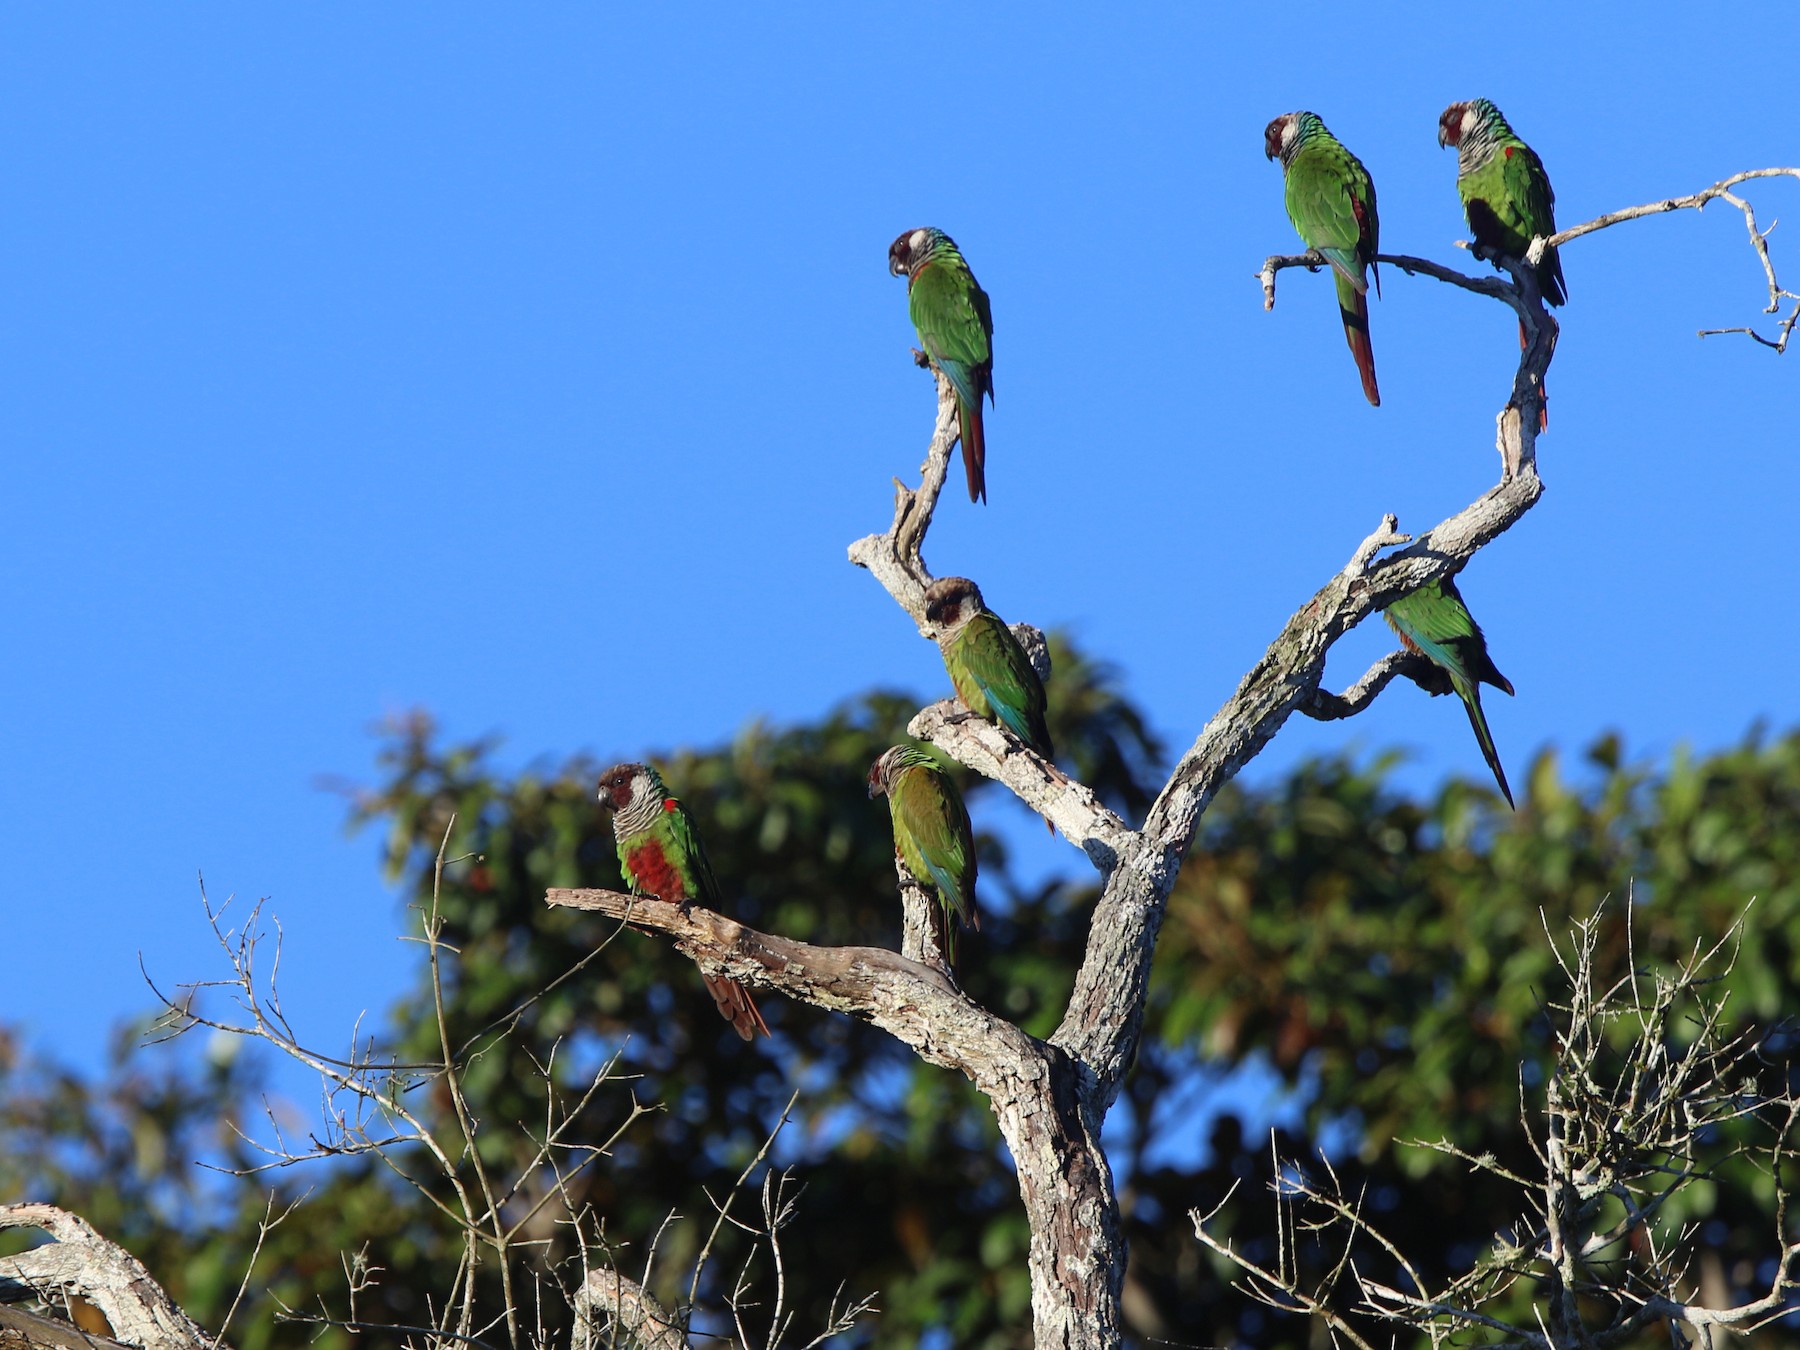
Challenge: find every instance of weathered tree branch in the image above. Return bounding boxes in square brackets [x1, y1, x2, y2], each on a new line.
[1544, 167, 1800, 354]
[545, 888, 1016, 1076]
[845, 373, 960, 632]
[1265, 169, 1800, 355]
[558, 168, 1792, 1350]
[1545, 167, 1796, 252]
[795, 221, 1553, 1348]
[1262, 249, 1553, 467]
[1259, 249, 1516, 310]
[1142, 475, 1540, 856]
[1299, 648, 1449, 720]
[907, 700, 1134, 869]
[542, 884, 1123, 1344]
[570, 1267, 687, 1350]
[0, 1306, 133, 1350]
[0, 1206, 222, 1350]
[1056, 458, 1541, 1120]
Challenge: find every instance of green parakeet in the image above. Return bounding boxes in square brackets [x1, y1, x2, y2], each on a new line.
[924, 576, 1052, 761]
[889, 227, 995, 503]
[597, 762, 769, 1040]
[1438, 99, 1565, 306]
[867, 745, 979, 964]
[1383, 578, 1517, 808]
[1265, 110, 1382, 407]
[1439, 99, 1564, 428]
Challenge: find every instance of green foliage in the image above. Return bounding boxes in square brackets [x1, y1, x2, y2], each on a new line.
[8, 649, 1800, 1349]
[1136, 729, 1800, 1344]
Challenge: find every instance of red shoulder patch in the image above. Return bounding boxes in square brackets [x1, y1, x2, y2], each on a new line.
[1503, 145, 1515, 159]
[663, 798, 680, 813]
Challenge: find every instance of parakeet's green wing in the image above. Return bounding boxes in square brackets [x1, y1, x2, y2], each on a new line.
[909, 262, 992, 410]
[1285, 162, 1368, 290]
[891, 768, 976, 929]
[1281, 133, 1380, 405]
[1386, 581, 1512, 694]
[1503, 145, 1555, 235]
[1502, 143, 1565, 302]
[664, 804, 722, 908]
[958, 616, 1052, 757]
[1387, 585, 1478, 645]
[1459, 146, 1560, 286]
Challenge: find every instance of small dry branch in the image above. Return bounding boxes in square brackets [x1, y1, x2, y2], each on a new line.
[1193, 906, 1800, 1350]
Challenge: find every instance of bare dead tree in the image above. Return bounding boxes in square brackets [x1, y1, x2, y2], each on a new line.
[548, 166, 1799, 1350]
[1191, 902, 1800, 1349]
[11, 167, 1792, 1350]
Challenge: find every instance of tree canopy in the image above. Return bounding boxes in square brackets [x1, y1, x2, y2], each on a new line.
[7, 647, 1799, 1348]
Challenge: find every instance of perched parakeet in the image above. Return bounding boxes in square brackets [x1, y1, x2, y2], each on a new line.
[867, 745, 979, 964]
[1438, 99, 1564, 429]
[1438, 99, 1565, 306]
[597, 762, 769, 1040]
[1265, 111, 1382, 407]
[888, 227, 995, 504]
[1383, 577, 1517, 808]
[924, 576, 1053, 761]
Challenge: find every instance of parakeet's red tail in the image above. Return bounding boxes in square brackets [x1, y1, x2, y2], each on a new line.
[1518, 320, 1548, 431]
[1339, 288, 1380, 407]
[702, 973, 770, 1041]
[958, 397, 987, 504]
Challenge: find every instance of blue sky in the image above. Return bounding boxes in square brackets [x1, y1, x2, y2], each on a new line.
[2, 6, 1794, 1087]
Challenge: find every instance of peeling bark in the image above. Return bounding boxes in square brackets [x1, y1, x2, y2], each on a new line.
[0, 1206, 222, 1350]
[576, 223, 1573, 1346]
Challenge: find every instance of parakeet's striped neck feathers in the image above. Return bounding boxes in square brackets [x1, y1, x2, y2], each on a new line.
[1438, 99, 1516, 174]
[598, 761, 669, 838]
[867, 744, 937, 797]
[1263, 110, 1330, 169]
[888, 227, 960, 280]
[923, 575, 983, 639]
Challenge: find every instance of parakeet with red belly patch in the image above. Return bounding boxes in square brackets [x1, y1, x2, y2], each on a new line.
[889, 227, 994, 503]
[597, 762, 769, 1040]
[1265, 111, 1382, 407]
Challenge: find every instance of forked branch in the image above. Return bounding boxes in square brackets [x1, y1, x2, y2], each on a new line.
[1549, 167, 1800, 354]
[1301, 648, 1449, 721]
[543, 887, 1042, 1088]
[0, 1205, 223, 1350]
[846, 374, 961, 631]
[1262, 168, 1800, 353]
[553, 165, 1789, 1350]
